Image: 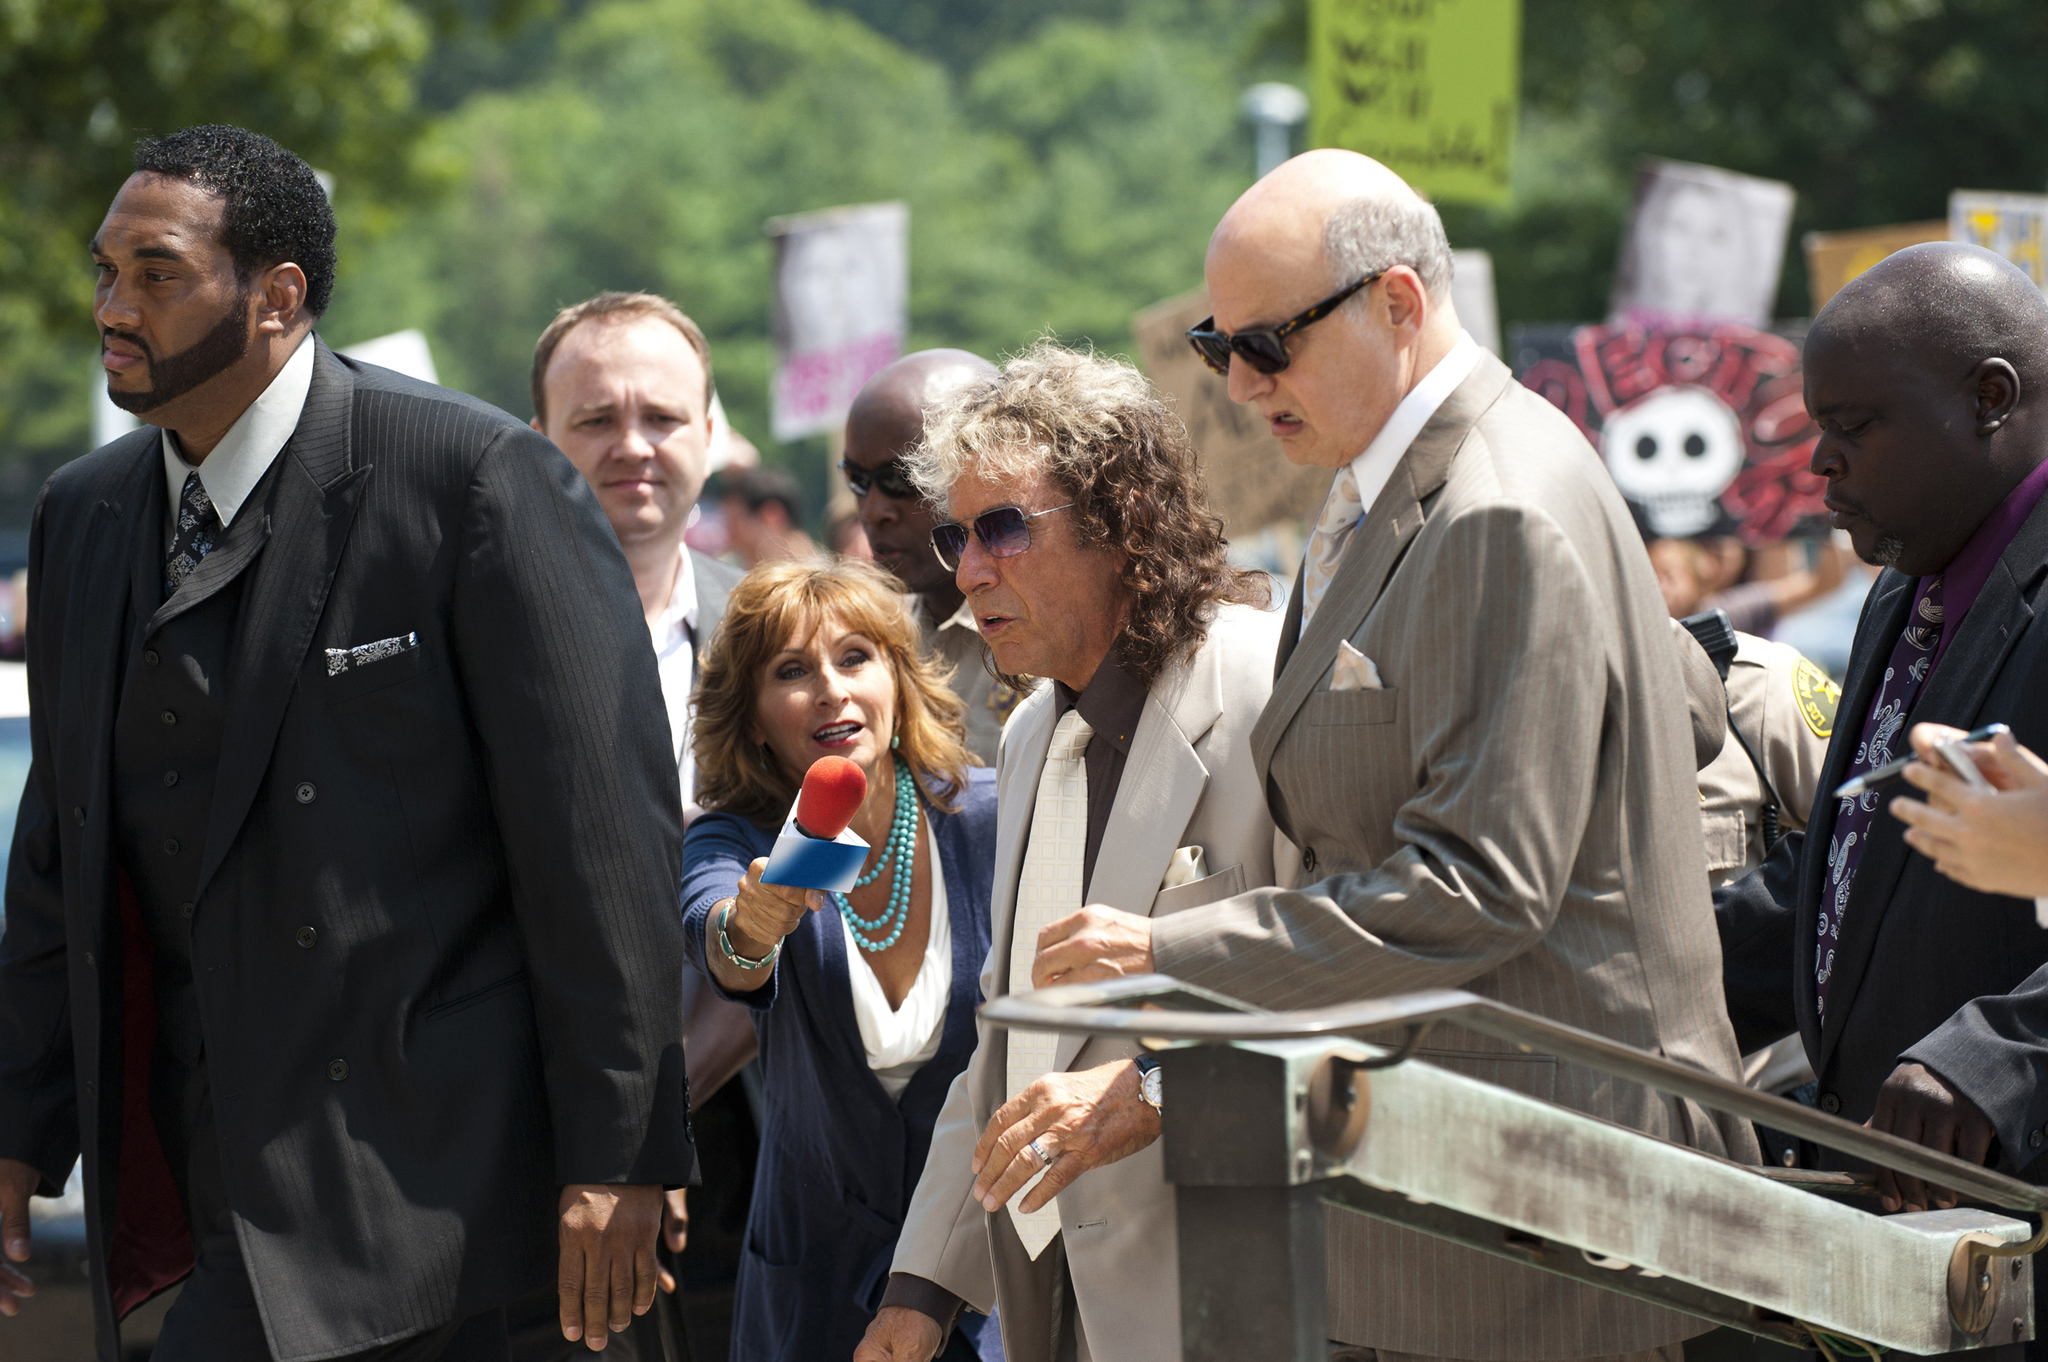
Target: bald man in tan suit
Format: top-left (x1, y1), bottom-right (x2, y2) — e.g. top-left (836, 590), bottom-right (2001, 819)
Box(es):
top-left (1035, 152), bottom-right (1760, 1361)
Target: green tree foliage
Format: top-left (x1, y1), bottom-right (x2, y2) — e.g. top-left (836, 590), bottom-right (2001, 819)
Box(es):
top-left (322, 0), bottom-right (1268, 495)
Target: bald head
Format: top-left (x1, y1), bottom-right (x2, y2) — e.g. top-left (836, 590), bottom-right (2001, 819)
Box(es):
top-left (1804, 242), bottom-right (2048, 575)
top-left (1202, 149), bottom-right (1461, 469)
top-left (844, 348), bottom-right (997, 596)
top-left (1815, 242), bottom-right (2048, 388)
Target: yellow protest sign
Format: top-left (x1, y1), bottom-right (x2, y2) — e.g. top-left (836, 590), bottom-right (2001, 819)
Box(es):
top-left (1310, 0), bottom-right (1521, 206)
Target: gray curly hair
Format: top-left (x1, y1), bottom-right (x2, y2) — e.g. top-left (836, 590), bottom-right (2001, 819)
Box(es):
top-left (1324, 190), bottom-right (1454, 298)
top-left (906, 340), bottom-right (1269, 686)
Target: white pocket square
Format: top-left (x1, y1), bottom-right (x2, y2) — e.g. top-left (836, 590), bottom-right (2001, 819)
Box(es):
top-left (1331, 639), bottom-right (1383, 691)
top-left (1161, 845), bottom-right (1209, 890)
top-left (326, 631), bottom-right (418, 677)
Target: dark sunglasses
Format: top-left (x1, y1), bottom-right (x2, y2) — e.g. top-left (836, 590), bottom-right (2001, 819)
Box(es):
top-left (1185, 271), bottom-right (1384, 377)
top-left (838, 458), bottom-right (919, 500)
top-left (930, 504), bottom-right (1072, 572)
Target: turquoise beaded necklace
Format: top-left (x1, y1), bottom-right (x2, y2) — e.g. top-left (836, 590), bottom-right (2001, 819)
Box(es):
top-left (836, 753), bottom-right (918, 953)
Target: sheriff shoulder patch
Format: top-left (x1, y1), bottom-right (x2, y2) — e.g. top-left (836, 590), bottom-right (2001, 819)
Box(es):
top-left (1792, 658), bottom-right (1840, 739)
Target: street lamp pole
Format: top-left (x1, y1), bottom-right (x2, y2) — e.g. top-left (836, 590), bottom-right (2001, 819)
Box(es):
top-left (1240, 82), bottom-right (1310, 180)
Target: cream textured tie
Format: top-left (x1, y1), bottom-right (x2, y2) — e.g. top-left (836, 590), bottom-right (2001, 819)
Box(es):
top-left (1002, 707), bottom-right (1093, 1259)
top-left (1299, 464), bottom-right (1363, 631)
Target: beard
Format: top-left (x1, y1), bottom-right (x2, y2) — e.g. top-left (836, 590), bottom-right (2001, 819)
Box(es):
top-left (1868, 532), bottom-right (1907, 568)
top-left (104, 290), bottom-right (252, 414)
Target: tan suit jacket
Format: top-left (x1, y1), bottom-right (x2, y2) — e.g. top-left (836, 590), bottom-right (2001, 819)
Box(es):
top-left (893, 602), bottom-right (1287, 1362)
top-left (1152, 354), bottom-right (1761, 1359)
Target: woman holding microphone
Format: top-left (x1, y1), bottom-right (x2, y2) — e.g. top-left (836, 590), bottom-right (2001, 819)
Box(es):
top-left (682, 558), bottom-right (1001, 1362)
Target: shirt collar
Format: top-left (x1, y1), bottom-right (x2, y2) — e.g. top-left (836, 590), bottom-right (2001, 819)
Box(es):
top-left (652, 546), bottom-right (700, 645)
top-left (929, 593), bottom-right (979, 635)
top-left (1051, 647), bottom-right (1149, 755)
top-left (161, 333), bottom-right (316, 528)
top-left (1925, 453), bottom-right (2048, 664)
top-left (1343, 330), bottom-right (1481, 519)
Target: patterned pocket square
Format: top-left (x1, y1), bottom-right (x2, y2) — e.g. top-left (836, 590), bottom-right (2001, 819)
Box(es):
top-left (326, 632), bottom-right (418, 677)
top-left (1331, 639), bottom-right (1383, 692)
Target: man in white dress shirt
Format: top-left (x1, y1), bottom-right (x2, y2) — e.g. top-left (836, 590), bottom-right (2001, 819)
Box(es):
top-left (529, 292), bottom-right (751, 1360)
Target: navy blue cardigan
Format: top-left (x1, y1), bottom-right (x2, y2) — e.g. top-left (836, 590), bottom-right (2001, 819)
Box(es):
top-left (681, 767), bottom-right (1000, 1362)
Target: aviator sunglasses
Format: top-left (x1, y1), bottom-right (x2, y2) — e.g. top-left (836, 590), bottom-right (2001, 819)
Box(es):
top-left (838, 457), bottom-right (919, 500)
top-left (929, 504), bottom-right (1072, 572)
top-left (1185, 270), bottom-right (1385, 377)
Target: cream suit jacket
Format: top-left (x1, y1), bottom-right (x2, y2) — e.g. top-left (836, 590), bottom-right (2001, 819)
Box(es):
top-left (893, 602), bottom-right (1287, 1362)
top-left (1152, 354), bottom-right (1762, 1360)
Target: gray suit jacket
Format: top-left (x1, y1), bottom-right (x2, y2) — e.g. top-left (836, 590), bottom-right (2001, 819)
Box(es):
top-left (893, 603), bottom-right (1288, 1362)
top-left (690, 550), bottom-right (740, 648)
top-left (1152, 354), bottom-right (1759, 1358)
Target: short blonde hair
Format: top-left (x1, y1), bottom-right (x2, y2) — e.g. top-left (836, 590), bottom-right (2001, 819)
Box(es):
top-left (692, 558), bottom-right (977, 828)
top-left (531, 291), bottom-right (713, 423)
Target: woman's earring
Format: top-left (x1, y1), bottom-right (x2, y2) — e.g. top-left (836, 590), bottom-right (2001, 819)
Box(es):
top-left (758, 744), bottom-right (771, 769)
top-left (891, 733), bottom-right (900, 751)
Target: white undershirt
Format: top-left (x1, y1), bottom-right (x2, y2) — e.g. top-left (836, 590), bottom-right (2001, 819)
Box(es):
top-left (649, 548), bottom-right (701, 815)
top-left (841, 819), bottom-right (950, 1099)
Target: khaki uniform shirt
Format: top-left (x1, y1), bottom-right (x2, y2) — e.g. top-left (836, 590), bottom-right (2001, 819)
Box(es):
top-left (1698, 632), bottom-right (1840, 888)
top-left (918, 593), bottom-right (1028, 768)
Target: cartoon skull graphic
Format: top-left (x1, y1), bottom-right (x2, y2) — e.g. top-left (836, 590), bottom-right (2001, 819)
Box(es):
top-left (1599, 385), bottom-right (1745, 537)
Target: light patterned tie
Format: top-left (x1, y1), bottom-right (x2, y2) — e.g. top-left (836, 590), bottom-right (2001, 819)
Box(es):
top-left (1003, 707), bottom-right (1093, 1259)
top-left (1299, 464), bottom-right (1363, 630)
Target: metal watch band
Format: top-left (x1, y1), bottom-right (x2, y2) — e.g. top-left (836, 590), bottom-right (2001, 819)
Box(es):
top-left (718, 902), bottom-right (780, 971)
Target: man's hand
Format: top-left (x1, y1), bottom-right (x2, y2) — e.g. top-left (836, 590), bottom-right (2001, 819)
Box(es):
top-left (852, 1305), bottom-right (945, 1362)
top-left (971, 1060), bottom-right (1159, 1213)
top-left (1893, 724), bottom-right (2048, 898)
top-left (0, 1157), bottom-right (35, 1316)
top-left (557, 1183), bottom-right (662, 1349)
top-left (1031, 906), bottom-right (1154, 988)
top-left (652, 1188), bottom-right (688, 1297)
top-left (1867, 1062), bottom-right (1996, 1212)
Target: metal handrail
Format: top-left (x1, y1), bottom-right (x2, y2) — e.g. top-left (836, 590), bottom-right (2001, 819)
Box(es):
top-left (982, 975), bottom-right (2048, 1218)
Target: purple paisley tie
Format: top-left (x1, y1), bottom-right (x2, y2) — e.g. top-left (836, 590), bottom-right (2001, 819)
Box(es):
top-left (1816, 574), bottom-right (1944, 1019)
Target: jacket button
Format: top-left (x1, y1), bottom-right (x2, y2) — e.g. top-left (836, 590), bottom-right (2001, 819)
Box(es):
top-left (327, 1059), bottom-right (348, 1082)
top-left (160, 709), bottom-right (176, 726)
top-left (2031, 1130), bottom-right (2044, 1150)
top-left (1302, 845), bottom-right (1318, 873)
top-left (295, 783), bottom-right (316, 804)
top-left (72, 807), bottom-right (84, 826)
top-left (163, 838), bottom-right (179, 856)
top-left (179, 902), bottom-right (193, 918)
top-left (83, 952), bottom-right (94, 967)
top-left (163, 770), bottom-right (178, 788)
top-left (1819, 1092), bottom-right (1841, 1114)
top-left (297, 927), bottom-right (318, 949)
top-left (144, 649), bottom-right (159, 666)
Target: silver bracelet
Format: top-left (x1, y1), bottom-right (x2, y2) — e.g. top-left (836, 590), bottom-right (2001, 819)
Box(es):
top-left (717, 902), bottom-right (780, 971)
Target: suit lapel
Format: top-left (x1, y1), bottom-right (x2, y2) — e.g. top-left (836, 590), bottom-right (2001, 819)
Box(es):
top-left (988, 697), bottom-right (1057, 992)
top-left (1050, 652), bottom-right (1221, 1069)
top-left (1819, 511), bottom-right (2047, 1063)
top-left (1250, 353), bottom-right (1510, 785)
top-left (193, 343), bottom-right (369, 903)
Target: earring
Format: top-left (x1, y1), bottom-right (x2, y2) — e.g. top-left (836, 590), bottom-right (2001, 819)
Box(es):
top-left (758, 744), bottom-right (771, 769)
top-left (891, 734), bottom-right (900, 751)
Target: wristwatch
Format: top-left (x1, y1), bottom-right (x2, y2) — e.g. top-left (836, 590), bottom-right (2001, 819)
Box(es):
top-left (1134, 1053), bottom-right (1163, 1114)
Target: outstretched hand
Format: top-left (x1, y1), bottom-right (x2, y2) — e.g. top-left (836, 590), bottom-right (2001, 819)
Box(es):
top-left (0, 1157), bottom-right (35, 1316)
top-left (1892, 723), bottom-right (2048, 898)
top-left (557, 1182), bottom-right (662, 1349)
top-left (852, 1304), bottom-right (945, 1362)
top-left (1030, 905), bottom-right (1154, 988)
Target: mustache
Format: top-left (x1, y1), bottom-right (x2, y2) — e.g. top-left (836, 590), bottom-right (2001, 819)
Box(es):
top-left (101, 327), bottom-right (156, 363)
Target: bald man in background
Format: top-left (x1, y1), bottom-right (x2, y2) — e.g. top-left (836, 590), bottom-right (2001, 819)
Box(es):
top-left (1032, 150), bottom-right (1757, 1361)
top-left (842, 350), bottom-right (1020, 765)
top-left (1718, 245), bottom-right (2048, 1245)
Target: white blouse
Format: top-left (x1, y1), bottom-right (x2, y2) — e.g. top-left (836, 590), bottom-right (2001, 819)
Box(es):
top-left (840, 821), bottom-right (951, 1099)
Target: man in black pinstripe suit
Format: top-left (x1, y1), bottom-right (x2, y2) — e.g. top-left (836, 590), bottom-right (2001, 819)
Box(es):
top-left (0, 126), bottom-right (693, 1360)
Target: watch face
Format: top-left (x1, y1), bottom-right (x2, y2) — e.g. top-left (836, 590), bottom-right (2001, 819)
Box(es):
top-left (1141, 1065), bottom-right (1163, 1109)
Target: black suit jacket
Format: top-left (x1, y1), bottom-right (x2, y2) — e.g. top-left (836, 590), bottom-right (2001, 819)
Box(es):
top-left (1719, 489), bottom-right (2048, 1176)
top-left (0, 341), bottom-right (695, 1360)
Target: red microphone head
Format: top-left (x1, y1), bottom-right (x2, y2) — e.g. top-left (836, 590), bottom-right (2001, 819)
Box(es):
top-left (795, 756), bottom-right (867, 840)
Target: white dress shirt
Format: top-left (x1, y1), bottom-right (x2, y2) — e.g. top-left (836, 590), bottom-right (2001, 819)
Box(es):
top-left (161, 333), bottom-right (316, 546)
top-left (1339, 329), bottom-right (1481, 528)
top-left (840, 819), bottom-right (951, 1099)
top-left (650, 547), bottom-right (702, 813)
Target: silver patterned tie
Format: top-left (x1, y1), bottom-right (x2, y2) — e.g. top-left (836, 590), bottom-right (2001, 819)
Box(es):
top-left (1003, 708), bottom-right (1093, 1258)
top-left (163, 471), bottom-right (221, 600)
top-left (1299, 464), bottom-right (1363, 631)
